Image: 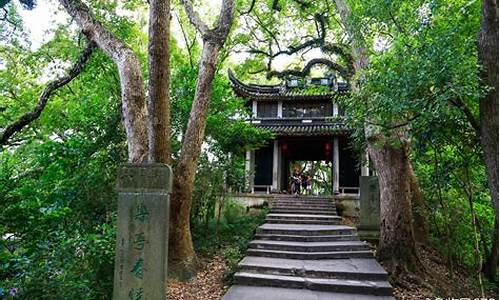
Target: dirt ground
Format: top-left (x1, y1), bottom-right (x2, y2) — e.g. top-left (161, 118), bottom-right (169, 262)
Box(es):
top-left (167, 255), bottom-right (229, 300)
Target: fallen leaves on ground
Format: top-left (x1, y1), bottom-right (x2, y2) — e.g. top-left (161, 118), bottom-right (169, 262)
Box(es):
top-left (392, 245), bottom-right (498, 300)
top-left (167, 255), bottom-right (229, 300)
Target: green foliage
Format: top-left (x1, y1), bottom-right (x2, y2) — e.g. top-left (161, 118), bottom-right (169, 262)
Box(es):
top-left (341, 0), bottom-right (482, 136)
top-left (0, 107), bottom-right (125, 299)
top-left (413, 125), bottom-right (493, 270)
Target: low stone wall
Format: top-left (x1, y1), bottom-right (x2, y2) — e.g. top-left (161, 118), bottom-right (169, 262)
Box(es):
top-left (228, 194), bottom-right (273, 208)
top-left (334, 194), bottom-right (360, 217)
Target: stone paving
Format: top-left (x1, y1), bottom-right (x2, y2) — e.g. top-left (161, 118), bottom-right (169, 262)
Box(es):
top-left (223, 196), bottom-right (395, 300)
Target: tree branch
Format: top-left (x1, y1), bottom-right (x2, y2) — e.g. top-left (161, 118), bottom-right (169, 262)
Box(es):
top-left (59, 0), bottom-right (149, 163)
top-left (180, 0), bottom-right (235, 45)
top-left (267, 58), bottom-right (350, 80)
top-left (243, 11), bottom-right (354, 79)
top-left (213, 0), bottom-right (236, 43)
top-left (240, 0), bottom-right (256, 15)
top-left (449, 97), bottom-right (480, 134)
top-left (175, 12), bottom-right (195, 68)
top-left (1, 7), bottom-right (17, 27)
top-left (0, 41), bottom-right (96, 146)
top-left (179, 0), bottom-right (210, 37)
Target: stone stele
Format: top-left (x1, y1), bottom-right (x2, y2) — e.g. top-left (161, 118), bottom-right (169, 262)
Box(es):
top-left (113, 163), bottom-right (172, 300)
top-left (358, 176), bottom-right (380, 235)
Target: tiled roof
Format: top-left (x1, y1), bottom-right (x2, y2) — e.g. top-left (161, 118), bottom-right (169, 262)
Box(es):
top-left (256, 123), bottom-right (350, 137)
top-left (228, 70), bottom-right (349, 102)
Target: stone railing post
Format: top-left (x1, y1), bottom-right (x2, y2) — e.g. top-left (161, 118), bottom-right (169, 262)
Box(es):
top-left (113, 163), bottom-right (172, 300)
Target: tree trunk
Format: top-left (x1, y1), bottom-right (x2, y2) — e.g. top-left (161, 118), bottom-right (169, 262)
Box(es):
top-left (147, 0), bottom-right (171, 163)
top-left (168, 40), bottom-right (220, 268)
top-left (368, 135), bottom-right (419, 273)
top-left (59, 0), bottom-right (148, 162)
top-left (483, 217), bottom-right (499, 281)
top-left (478, 0), bottom-right (499, 282)
top-left (168, 0), bottom-right (235, 271)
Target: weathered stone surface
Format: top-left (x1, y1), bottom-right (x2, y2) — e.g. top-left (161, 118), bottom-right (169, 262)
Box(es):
top-left (335, 196), bottom-right (360, 217)
top-left (246, 248), bottom-right (374, 259)
top-left (258, 224), bottom-right (355, 236)
top-left (249, 240), bottom-right (370, 252)
top-left (224, 285), bottom-right (395, 300)
top-left (238, 257), bottom-right (389, 280)
top-left (113, 163), bottom-right (172, 300)
top-left (266, 214), bottom-right (342, 225)
top-left (267, 213), bottom-right (341, 220)
top-left (255, 233), bottom-right (358, 242)
top-left (359, 176), bottom-right (380, 232)
top-left (233, 272), bottom-right (393, 295)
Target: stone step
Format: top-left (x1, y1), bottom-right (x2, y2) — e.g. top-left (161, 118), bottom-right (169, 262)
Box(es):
top-left (246, 249), bottom-right (374, 260)
top-left (257, 224), bottom-right (355, 236)
top-left (265, 219), bottom-right (341, 225)
top-left (249, 240), bottom-right (370, 253)
top-left (255, 233), bottom-right (359, 242)
top-left (223, 285), bottom-right (395, 300)
top-left (274, 201), bottom-right (333, 206)
top-left (272, 205), bottom-right (336, 210)
top-left (267, 213), bottom-right (341, 221)
top-left (271, 205), bottom-right (335, 210)
top-left (275, 199), bottom-right (333, 203)
top-left (275, 197), bottom-right (333, 201)
top-left (266, 214), bottom-right (341, 225)
top-left (270, 209), bottom-right (337, 215)
top-left (238, 257), bottom-right (389, 281)
top-left (233, 272), bottom-right (392, 296)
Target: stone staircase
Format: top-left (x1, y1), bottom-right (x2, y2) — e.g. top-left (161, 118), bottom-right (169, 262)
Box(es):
top-left (223, 196), bottom-right (394, 300)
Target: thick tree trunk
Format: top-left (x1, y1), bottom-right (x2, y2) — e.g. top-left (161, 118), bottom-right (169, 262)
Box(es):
top-left (147, 0), bottom-right (171, 163)
top-left (168, 0), bottom-right (235, 270)
top-left (483, 217), bottom-right (499, 281)
top-left (478, 0), bottom-right (499, 281)
top-left (368, 135), bottom-right (419, 273)
top-left (59, 0), bottom-right (148, 163)
top-left (169, 41), bottom-right (220, 267)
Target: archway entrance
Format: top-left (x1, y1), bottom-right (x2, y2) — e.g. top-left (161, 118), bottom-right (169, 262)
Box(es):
top-left (280, 139), bottom-right (333, 195)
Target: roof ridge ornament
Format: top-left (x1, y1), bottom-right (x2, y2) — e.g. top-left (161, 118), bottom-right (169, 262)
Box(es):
top-left (227, 69), bottom-right (349, 101)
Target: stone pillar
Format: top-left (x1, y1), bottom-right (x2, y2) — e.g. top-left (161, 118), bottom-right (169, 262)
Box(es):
top-left (361, 149), bottom-right (369, 176)
top-left (277, 101), bottom-right (283, 118)
top-left (277, 143), bottom-right (282, 192)
top-left (252, 100), bottom-right (257, 118)
top-left (272, 140), bottom-right (279, 192)
top-left (333, 137), bottom-right (340, 194)
top-left (113, 163), bottom-right (172, 300)
top-left (245, 150), bottom-right (255, 193)
top-left (333, 102), bottom-right (339, 117)
top-left (358, 175), bottom-right (380, 241)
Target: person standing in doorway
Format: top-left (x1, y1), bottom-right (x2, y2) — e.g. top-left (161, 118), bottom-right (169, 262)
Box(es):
top-left (306, 175), bottom-right (313, 195)
top-left (291, 165), bottom-right (302, 196)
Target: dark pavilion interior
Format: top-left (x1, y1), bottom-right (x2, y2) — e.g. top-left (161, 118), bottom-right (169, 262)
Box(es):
top-left (228, 70), bottom-right (369, 195)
